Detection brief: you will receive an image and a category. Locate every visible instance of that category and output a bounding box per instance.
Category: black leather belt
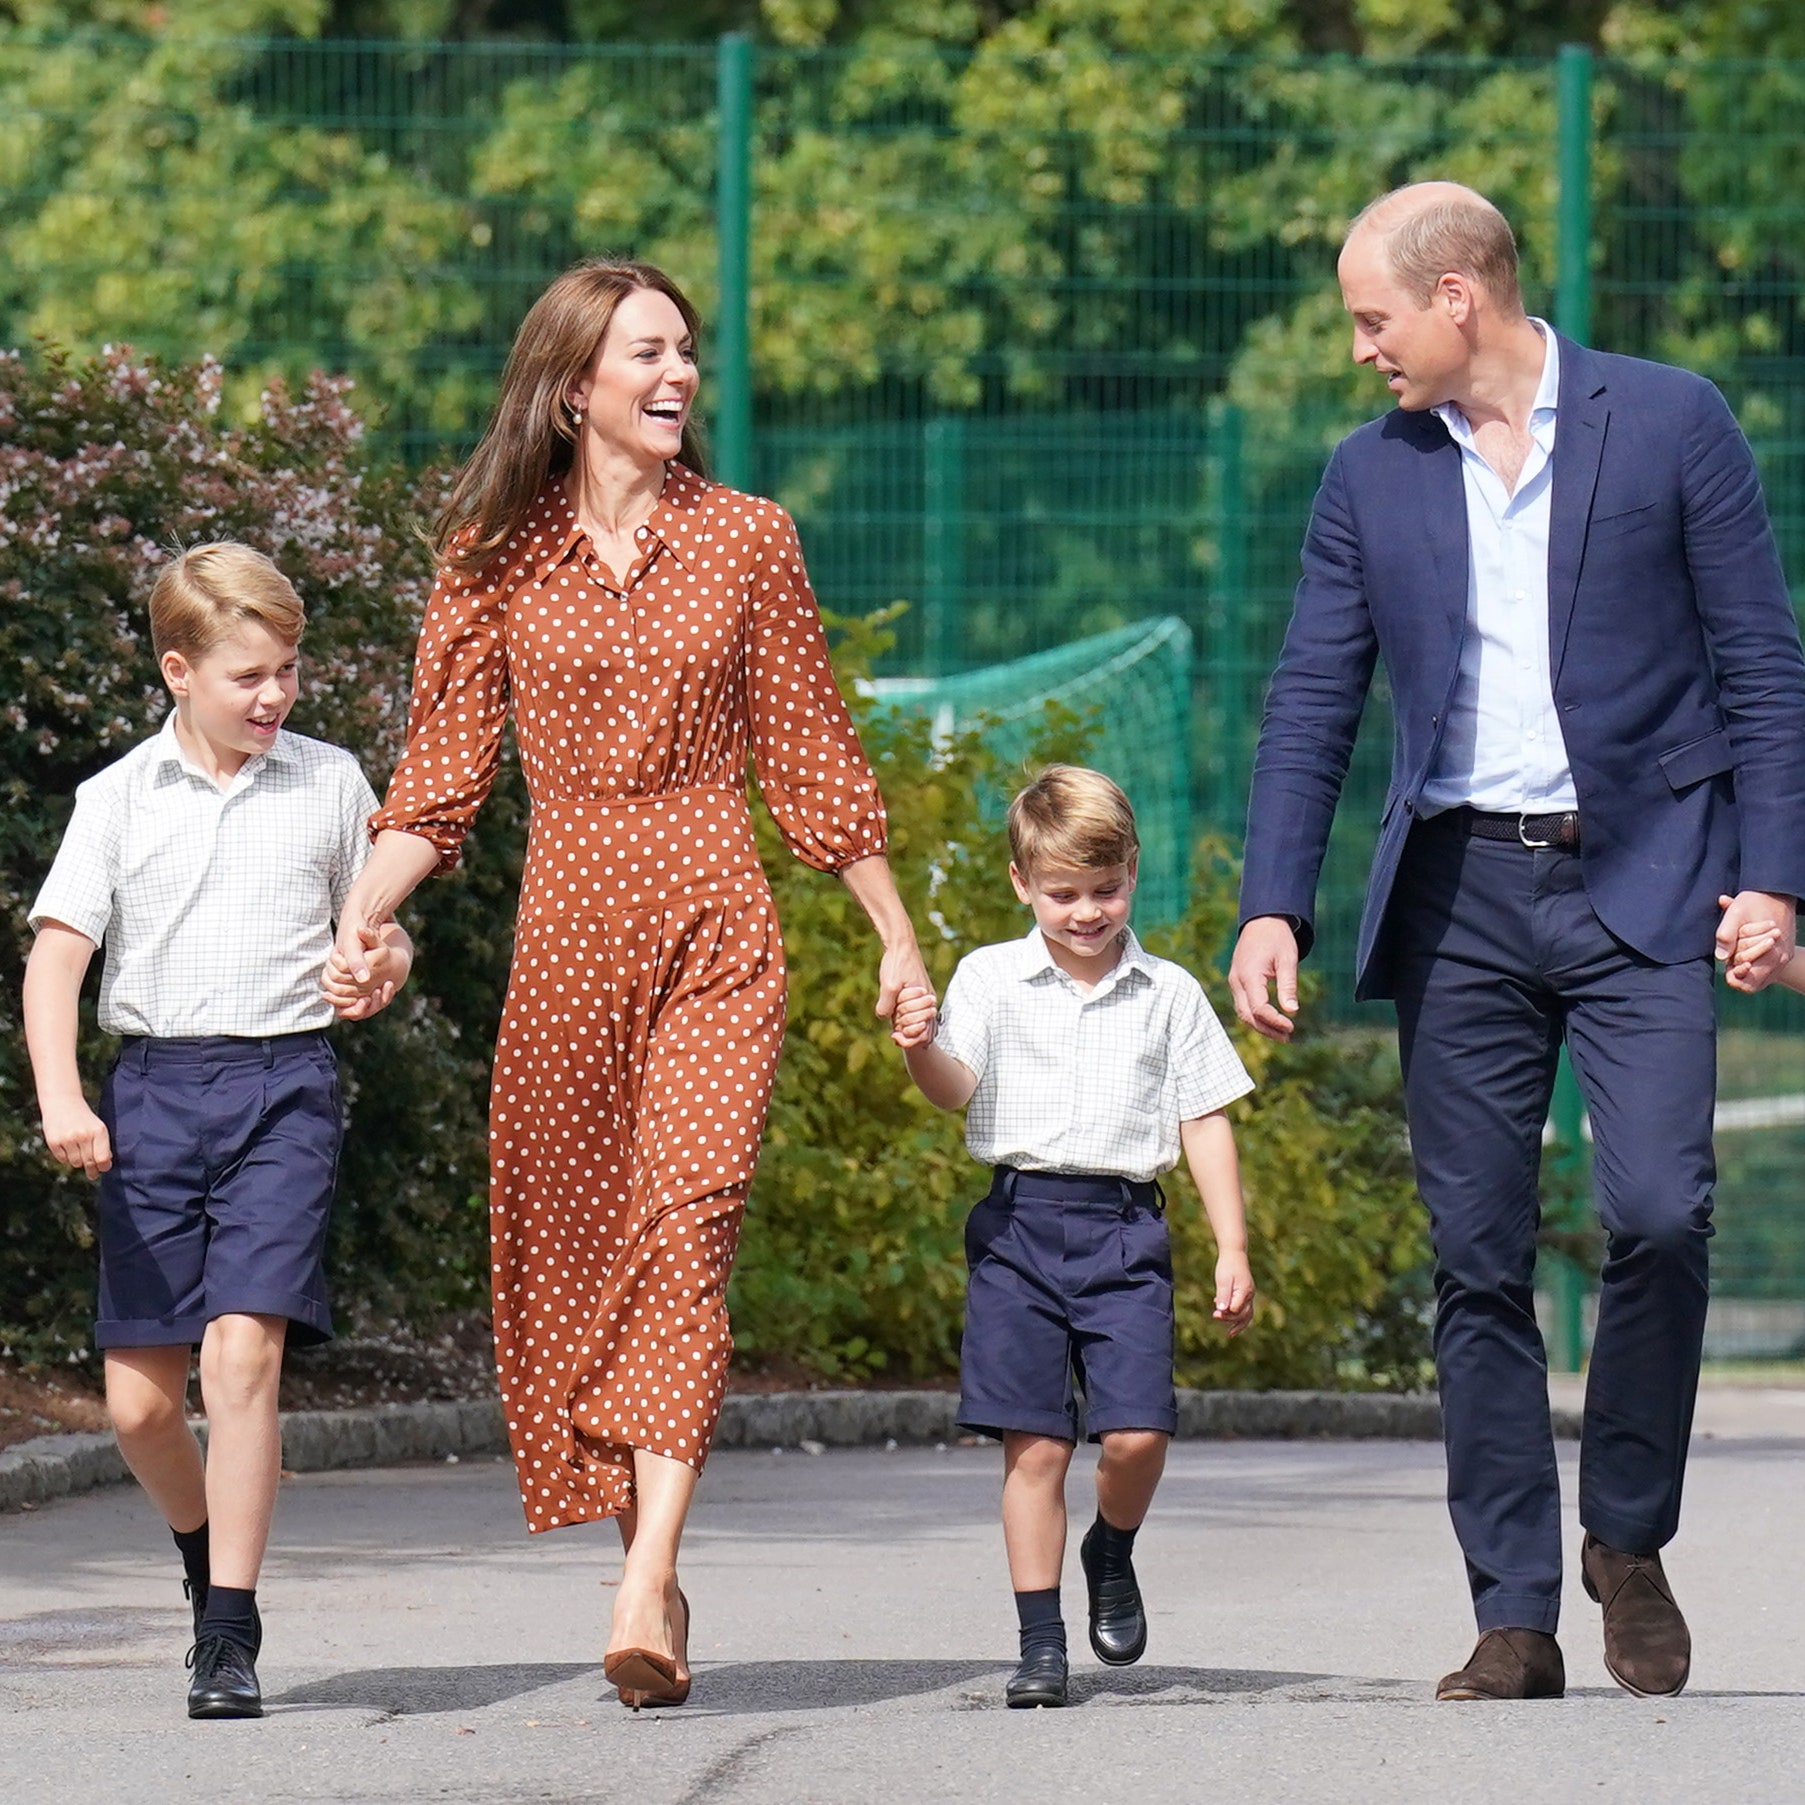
[1458,808,1581,849]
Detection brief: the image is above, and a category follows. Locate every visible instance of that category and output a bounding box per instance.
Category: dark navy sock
[1089,1512,1139,1577]
[1014,1587,1066,1658]
[171,1521,210,1597]
[197,1584,260,1655]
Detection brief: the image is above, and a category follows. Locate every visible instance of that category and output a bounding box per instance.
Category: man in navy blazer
[1230,182,1805,1702]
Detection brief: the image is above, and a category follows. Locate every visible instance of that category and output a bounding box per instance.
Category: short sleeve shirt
[934,926,1254,1183]
[30,715,379,1037]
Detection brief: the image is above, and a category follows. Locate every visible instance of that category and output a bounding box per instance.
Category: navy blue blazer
[1239,334,1805,1002]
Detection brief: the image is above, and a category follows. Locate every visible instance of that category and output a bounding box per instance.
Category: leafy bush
[0,345,507,1358]
[736,613,1431,1390]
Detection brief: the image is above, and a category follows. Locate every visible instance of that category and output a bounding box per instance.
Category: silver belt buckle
[1517,813,1553,848]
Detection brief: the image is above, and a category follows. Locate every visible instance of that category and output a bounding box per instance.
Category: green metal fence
[7,33,1805,1326]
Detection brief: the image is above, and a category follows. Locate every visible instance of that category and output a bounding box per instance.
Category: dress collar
[524,460,711,583]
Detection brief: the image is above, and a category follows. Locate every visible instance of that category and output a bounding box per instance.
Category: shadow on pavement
[267,1662,600,1715]
[689,1659,1369,1713]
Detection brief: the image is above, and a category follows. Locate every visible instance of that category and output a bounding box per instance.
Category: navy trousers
[1388,814,1715,1634]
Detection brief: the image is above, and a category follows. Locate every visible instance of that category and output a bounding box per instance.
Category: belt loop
[133,1037,150,1076]
[262,1037,276,1068]
[995,1165,1019,1203]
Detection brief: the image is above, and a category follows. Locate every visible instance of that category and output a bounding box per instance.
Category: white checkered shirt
[935,926,1254,1183]
[30,714,379,1037]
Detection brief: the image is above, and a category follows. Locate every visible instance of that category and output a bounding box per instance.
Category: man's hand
[1716,890,1798,994]
[889,982,938,1051]
[41,1096,112,1178]
[1229,916,1302,1040]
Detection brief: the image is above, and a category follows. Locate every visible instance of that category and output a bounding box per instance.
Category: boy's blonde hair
[1007,764,1140,876]
[148,542,306,663]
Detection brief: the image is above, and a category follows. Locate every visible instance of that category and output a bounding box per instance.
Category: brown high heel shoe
[610,1588,690,1710]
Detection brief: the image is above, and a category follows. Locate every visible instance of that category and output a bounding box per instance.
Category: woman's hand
[876,939,932,1040]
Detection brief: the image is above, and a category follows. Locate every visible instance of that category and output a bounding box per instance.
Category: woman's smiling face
[570,286,699,467]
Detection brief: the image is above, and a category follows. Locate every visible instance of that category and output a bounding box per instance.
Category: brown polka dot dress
[372,464,887,1532]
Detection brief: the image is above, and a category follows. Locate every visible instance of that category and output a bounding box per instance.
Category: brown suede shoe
[1436,1628,1566,1701]
[1581,1532,1691,1697]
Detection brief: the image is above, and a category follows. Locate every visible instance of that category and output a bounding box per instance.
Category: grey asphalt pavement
[5,1434,1805,1804]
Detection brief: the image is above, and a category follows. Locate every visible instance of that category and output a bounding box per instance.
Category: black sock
[171,1522,210,1600]
[1014,1587,1066,1659]
[1088,1511,1140,1577]
[197,1584,260,1656]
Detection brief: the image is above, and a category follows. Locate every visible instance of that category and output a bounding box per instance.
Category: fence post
[1212,401,1248,833]
[922,416,964,676]
[715,32,755,490]
[1547,42,1596,1375]
[1556,43,1593,347]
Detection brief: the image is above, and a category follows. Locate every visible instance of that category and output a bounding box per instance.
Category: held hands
[1213,1250,1256,1337]
[40,1095,112,1178]
[890,982,939,1050]
[322,923,411,1021]
[876,940,934,1049]
[1228,916,1301,1041]
[1715,891,1798,994]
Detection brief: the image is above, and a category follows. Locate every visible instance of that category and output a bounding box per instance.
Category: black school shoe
[1005,1645,1069,1708]
[1079,1520,1148,1665]
[187,1635,262,1719]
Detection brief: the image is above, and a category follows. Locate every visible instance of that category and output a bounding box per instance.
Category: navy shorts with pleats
[956,1166,1177,1442]
[93,1031,342,1350]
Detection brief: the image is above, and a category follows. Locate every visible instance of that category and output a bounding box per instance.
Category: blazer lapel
[1549,335,1609,684]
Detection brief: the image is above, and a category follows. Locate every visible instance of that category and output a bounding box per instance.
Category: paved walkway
[5,1433,1805,1803]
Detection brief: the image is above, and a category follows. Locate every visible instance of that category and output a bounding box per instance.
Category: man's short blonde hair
[1007,765,1140,876]
[149,542,306,663]
[1350,184,1524,315]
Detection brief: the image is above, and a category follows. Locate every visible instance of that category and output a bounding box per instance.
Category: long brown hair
[432,258,710,576]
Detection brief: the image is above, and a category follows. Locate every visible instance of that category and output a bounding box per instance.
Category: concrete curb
[1,1388,1579,1516]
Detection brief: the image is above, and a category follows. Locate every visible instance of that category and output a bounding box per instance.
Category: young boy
[893,764,1255,1709]
[22,542,410,1721]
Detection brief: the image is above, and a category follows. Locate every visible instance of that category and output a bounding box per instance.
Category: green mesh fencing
[872,618,1192,926]
[10,34,1805,1337]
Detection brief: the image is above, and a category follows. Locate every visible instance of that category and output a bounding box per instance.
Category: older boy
[22,543,409,1720]
[895,765,1255,1708]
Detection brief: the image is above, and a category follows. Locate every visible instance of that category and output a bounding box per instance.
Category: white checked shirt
[1421,320,1578,815]
[934,926,1253,1183]
[30,714,379,1037]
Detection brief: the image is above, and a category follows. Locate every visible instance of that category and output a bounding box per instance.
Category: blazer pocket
[1588,499,1659,539]
[1658,726,1734,792]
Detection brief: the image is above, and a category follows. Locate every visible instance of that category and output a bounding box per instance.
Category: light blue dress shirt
[1420,321,1578,816]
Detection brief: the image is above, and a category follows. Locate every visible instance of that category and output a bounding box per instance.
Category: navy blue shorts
[93,1032,342,1350]
[957,1167,1177,1443]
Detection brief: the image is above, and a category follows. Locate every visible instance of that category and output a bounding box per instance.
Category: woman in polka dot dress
[333,260,931,1705]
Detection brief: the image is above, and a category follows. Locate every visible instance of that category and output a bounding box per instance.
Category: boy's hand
[890,982,939,1050]
[41,1096,112,1178]
[323,926,409,1021]
[1213,1250,1256,1337]
[1717,891,1798,993]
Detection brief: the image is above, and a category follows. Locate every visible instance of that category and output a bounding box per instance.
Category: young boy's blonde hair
[148,542,306,663]
[1007,764,1140,876]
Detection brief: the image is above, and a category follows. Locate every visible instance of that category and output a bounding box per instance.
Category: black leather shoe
[1006,1645,1069,1708]
[187,1635,262,1719]
[1080,1519,1147,1666]
[183,1575,208,1642]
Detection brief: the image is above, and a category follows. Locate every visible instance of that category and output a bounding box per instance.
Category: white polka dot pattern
[372,464,887,1532]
